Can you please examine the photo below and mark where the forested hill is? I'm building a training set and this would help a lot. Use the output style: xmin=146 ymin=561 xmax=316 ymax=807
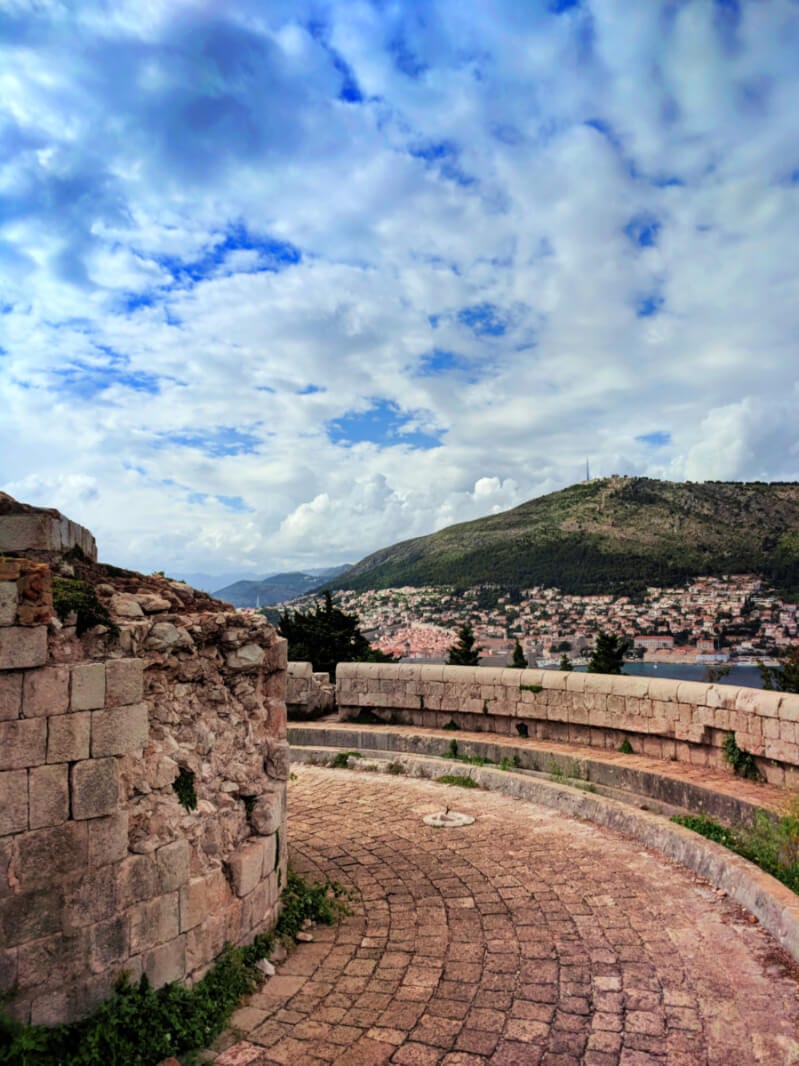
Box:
xmin=333 ymin=478 xmax=799 ymax=596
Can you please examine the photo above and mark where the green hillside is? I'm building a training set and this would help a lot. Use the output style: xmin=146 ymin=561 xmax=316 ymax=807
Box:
xmin=334 ymin=478 xmax=799 ymax=596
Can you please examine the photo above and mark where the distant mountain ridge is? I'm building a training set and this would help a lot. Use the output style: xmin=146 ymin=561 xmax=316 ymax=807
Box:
xmin=332 ymin=478 xmax=799 ymax=596
xmin=215 ymin=565 xmax=351 ymax=607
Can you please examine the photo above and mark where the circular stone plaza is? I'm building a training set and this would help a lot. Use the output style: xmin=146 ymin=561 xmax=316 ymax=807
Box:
xmin=210 ymin=764 xmax=799 ymax=1066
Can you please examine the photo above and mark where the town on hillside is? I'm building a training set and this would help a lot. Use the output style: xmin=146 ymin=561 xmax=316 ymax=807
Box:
xmin=268 ymin=575 xmax=798 ymax=667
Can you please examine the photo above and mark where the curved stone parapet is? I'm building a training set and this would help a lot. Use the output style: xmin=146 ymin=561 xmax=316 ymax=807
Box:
xmin=336 ymin=661 xmax=799 ymax=784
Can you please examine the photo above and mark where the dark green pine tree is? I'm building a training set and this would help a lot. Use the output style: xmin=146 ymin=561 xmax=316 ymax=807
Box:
xmin=447 ymin=622 xmax=483 ymax=666
xmin=278 ymin=591 xmax=394 ymax=679
xmin=559 ymin=653 xmax=573 ymax=672
xmin=759 ymin=646 xmax=799 ymax=693
xmin=510 ymin=639 xmax=528 ymax=669
xmin=587 ymin=630 xmax=630 ymax=675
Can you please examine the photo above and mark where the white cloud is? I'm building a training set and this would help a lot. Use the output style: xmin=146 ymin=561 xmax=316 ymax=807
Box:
xmin=0 ymin=0 xmax=797 ymax=577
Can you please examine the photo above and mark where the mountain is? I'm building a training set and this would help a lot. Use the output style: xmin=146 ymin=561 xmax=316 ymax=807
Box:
xmin=214 ymin=565 xmax=351 ymax=607
xmin=175 ymin=571 xmax=256 ymax=594
xmin=332 ymin=478 xmax=799 ymax=596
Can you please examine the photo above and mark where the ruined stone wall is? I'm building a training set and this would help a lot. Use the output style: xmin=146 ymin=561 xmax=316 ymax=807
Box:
xmin=337 ymin=662 xmax=799 ymax=785
xmin=286 ymin=662 xmax=335 ymax=720
xmin=0 ymin=512 xmax=288 ymax=1026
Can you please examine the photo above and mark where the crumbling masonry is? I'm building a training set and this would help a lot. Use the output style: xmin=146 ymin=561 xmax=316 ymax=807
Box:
xmin=0 ymin=495 xmax=288 ymax=1025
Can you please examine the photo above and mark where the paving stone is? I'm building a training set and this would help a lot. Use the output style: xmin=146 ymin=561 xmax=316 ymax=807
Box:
xmin=210 ymin=767 xmax=799 ymax=1066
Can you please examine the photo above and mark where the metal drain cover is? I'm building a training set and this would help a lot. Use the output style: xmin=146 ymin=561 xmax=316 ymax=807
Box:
xmin=423 ymin=810 xmax=475 ymax=828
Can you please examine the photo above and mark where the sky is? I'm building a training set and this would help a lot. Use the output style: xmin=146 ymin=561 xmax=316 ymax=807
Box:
xmin=1 ymin=0 xmax=798 ymax=580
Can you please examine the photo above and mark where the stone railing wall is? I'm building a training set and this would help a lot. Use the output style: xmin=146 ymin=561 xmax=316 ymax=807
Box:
xmin=0 ymin=514 xmax=288 ymax=1026
xmin=336 ymin=662 xmax=799 ymax=785
xmin=286 ymin=662 xmax=335 ymax=720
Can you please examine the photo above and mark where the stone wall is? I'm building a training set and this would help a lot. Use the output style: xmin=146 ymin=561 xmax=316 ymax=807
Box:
xmin=286 ymin=662 xmax=335 ymax=720
xmin=337 ymin=662 xmax=799 ymax=785
xmin=0 ymin=506 xmax=288 ymax=1026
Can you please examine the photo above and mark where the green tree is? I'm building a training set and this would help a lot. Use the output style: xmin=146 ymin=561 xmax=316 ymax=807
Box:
xmin=278 ymin=591 xmax=395 ymax=679
xmin=587 ymin=630 xmax=630 ymax=675
xmin=759 ymin=646 xmax=799 ymax=693
xmin=559 ymin=653 xmax=573 ymax=672
xmin=510 ymin=639 xmax=528 ymax=669
xmin=447 ymin=622 xmax=482 ymax=666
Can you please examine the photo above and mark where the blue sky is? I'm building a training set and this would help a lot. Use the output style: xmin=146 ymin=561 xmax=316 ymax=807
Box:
xmin=1 ymin=0 xmax=798 ymax=577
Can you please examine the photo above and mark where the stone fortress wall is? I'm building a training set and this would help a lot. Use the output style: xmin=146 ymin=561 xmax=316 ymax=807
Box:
xmin=337 ymin=661 xmax=799 ymax=785
xmin=0 ymin=498 xmax=288 ymax=1025
xmin=286 ymin=662 xmax=335 ymax=720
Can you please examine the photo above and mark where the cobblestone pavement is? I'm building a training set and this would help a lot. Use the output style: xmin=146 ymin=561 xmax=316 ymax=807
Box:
xmin=216 ymin=767 xmax=799 ymax=1066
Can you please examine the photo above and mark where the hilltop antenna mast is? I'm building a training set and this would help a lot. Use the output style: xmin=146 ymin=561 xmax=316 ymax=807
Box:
xmin=585 ymin=458 xmax=590 ymax=482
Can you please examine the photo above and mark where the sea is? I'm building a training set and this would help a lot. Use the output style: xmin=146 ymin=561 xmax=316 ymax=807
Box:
xmin=540 ymin=662 xmax=766 ymax=689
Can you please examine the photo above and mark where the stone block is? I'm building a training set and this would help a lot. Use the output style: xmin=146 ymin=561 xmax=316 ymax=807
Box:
xmin=47 ymin=711 xmax=90 ymax=763
xmin=242 ymin=871 xmax=279 ymax=934
xmin=0 ymin=627 xmax=47 ymax=671
xmin=105 ymin=658 xmax=144 ymax=707
xmin=70 ymin=663 xmax=106 ymax=711
xmin=0 ymin=672 xmax=22 ymax=721
xmin=677 ymin=682 xmax=715 ymax=707
xmin=186 ymin=912 xmax=227 ymax=974
xmin=225 ymin=642 xmax=265 ymax=672
xmin=0 ymin=769 xmax=28 ymax=836
xmin=251 ymin=787 xmax=285 ymax=837
xmin=71 ymin=758 xmax=119 ymax=820
xmin=156 ymin=839 xmax=190 ymax=893
xmin=88 ymin=811 xmax=129 ymax=867
xmin=0 ymin=839 xmax=13 ymax=898
xmin=260 ymin=832 xmax=277 ymax=877
xmin=117 ymin=853 xmax=158 ymax=907
xmin=0 ymin=718 xmax=46 ymax=770
xmin=22 ymin=666 xmax=69 ymax=718
xmin=29 ymin=763 xmax=69 ymax=829
xmin=0 ymin=947 xmax=17 ymax=995
xmin=0 ymin=582 xmax=17 ymax=625
xmin=0 ymin=510 xmax=96 ymax=559
xmin=265 ymin=740 xmax=290 ymax=781
xmin=63 ymin=865 xmax=117 ymax=931
xmin=16 ymin=822 xmax=88 ymax=889
xmin=781 ymin=696 xmax=799 ymax=724
xmin=91 ymin=701 xmax=149 ymax=757
xmin=90 ymin=915 xmax=128 ymax=973
xmin=142 ymin=934 xmax=186 ymax=988
xmin=17 ymin=930 xmax=90 ymax=992
xmin=179 ymin=869 xmax=230 ymax=932
xmin=129 ymin=892 xmax=180 ymax=953
xmin=229 ymin=839 xmax=267 ymax=898
xmin=29 ymin=970 xmax=116 ymax=1026
xmin=287 ymin=661 xmax=313 ymax=680
xmin=646 ymin=677 xmax=682 ymax=703
xmin=0 ymin=889 xmax=63 ymax=947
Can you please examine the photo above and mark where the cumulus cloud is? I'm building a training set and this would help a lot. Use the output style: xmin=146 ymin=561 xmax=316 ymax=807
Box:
xmin=0 ymin=0 xmax=797 ymax=576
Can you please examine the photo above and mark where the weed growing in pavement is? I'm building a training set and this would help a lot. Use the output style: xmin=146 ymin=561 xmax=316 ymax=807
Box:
xmin=499 ymin=754 xmax=523 ymax=771
xmin=618 ymin=738 xmax=634 ymax=755
xmin=673 ymin=802 xmax=799 ymax=895
xmin=436 ymin=774 xmax=480 ymax=789
xmin=386 ymin=761 xmax=406 ymax=775
xmin=443 ymin=720 xmax=460 ymax=731
xmin=519 ymin=683 xmax=543 ymax=693
xmin=330 ymin=751 xmax=363 ymax=769
xmin=515 ymin=722 xmax=528 ymax=738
